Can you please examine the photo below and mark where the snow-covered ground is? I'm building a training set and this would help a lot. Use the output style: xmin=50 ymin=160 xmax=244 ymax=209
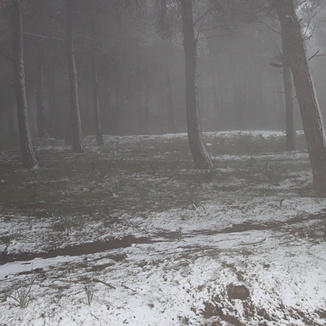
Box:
xmin=0 ymin=131 xmax=325 ymax=325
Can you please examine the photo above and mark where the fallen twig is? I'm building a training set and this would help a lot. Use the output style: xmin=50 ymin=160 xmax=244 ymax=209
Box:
xmin=93 ymin=278 xmax=116 ymax=289
xmin=121 ymin=284 xmax=137 ymax=293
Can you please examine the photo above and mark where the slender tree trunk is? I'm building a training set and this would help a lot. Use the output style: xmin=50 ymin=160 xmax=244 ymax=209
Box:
xmin=231 ymin=62 xmax=241 ymax=130
xmin=144 ymin=61 xmax=151 ymax=134
xmin=65 ymin=0 xmax=84 ymax=153
xmin=256 ymin=68 xmax=265 ymax=129
xmin=156 ymin=0 xmax=177 ymax=133
xmin=101 ymin=81 xmax=110 ymax=134
xmin=275 ymin=70 xmax=285 ymax=131
xmin=92 ymin=56 xmax=104 ymax=146
xmin=164 ymin=46 xmax=177 ymax=134
xmin=180 ymin=0 xmax=212 ymax=169
xmin=91 ymin=25 xmax=104 ymax=146
xmin=165 ymin=67 xmax=177 ymax=133
xmin=48 ymin=55 xmax=60 ymax=138
xmin=5 ymin=97 xmax=15 ymax=137
xmin=275 ymin=0 xmax=326 ymax=196
xmin=10 ymin=1 xmax=38 ymax=168
xmin=281 ymin=40 xmax=297 ymax=151
xmin=211 ymin=62 xmax=221 ymax=131
xmin=144 ymin=85 xmax=150 ymax=134
xmin=36 ymin=55 xmax=49 ymax=139
xmin=64 ymin=112 xmax=72 ymax=145
xmin=114 ymin=70 xmax=121 ymax=135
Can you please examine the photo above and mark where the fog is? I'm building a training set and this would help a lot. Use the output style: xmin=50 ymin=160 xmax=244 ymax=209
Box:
xmin=0 ymin=0 xmax=326 ymax=138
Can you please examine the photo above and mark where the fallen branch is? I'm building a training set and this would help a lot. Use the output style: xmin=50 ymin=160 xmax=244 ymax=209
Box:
xmin=121 ymin=284 xmax=137 ymax=293
xmin=93 ymin=278 xmax=116 ymax=289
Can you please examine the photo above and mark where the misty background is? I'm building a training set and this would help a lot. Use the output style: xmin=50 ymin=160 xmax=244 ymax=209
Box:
xmin=0 ymin=0 xmax=326 ymax=139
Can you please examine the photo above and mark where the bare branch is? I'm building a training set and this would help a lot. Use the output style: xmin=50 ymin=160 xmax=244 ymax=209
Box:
xmin=195 ymin=8 xmax=212 ymax=41
xmin=93 ymin=278 xmax=116 ymax=289
xmin=23 ymin=31 xmax=64 ymax=42
xmin=73 ymin=34 xmax=119 ymax=59
xmin=0 ymin=52 xmax=12 ymax=62
xmin=258 ymin=18 xmax=281 ymax=35
xmin=194 ymin=7 xmax=211 ymax=27
xmin=308 ymin=49 xmax=326 ymax=61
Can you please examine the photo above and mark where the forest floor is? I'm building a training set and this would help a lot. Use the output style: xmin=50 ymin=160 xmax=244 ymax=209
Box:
xmin=0 ymin=131 xmax=326 ymax=326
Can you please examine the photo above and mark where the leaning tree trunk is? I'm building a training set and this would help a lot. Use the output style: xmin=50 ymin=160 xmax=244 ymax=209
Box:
xmin=275 ymin=0 xmax=326 ymax=196
xmin=10 ymin=1 xmax=38 ymax=168
xmin=281 ymin=34 xmax=297 ymax=151
xmin=65 ymin=0 xmax=84 ymax=153
xmin=180 ymin=0 xmax=212 ymax=169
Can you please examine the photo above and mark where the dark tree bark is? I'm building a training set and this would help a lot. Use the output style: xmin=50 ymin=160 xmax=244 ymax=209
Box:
xmin=10 ymin=0 xmax=38 ymax=168
xmin=65 ymin=0 xmax=84 ymax=153
xmin=180 ymin=0 xmax=212 ymax=169
xmin=91 ymin=24 xmax=104 ymax=146
xmin=36 ymin=55 xmax=49 ymax=139
xmin=275 ymin=0 xmax=326 ymax=196
xmin=280 ymin=27 xmax=297 ymax=151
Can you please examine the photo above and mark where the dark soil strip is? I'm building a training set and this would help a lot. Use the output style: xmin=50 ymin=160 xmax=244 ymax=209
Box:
xmin=1 ymin=210 xmax=325 ymax=265
xmin=156 ymin=209 xmax=326 ymax=238
xmin=0 ymin=235 xmax=153 ymax=265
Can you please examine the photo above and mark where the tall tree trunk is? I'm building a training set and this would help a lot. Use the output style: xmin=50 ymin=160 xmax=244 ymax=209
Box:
xmin=10 ymin=1 xmax=38 ymax=168
xmin=274 ymin=70 xmax=285 ymax=131
xmin=5 ymin=97 xmax=15 ymax=137
xmin=48 ymin=55 xmax=60 ymax=138
xmin=275 ymin=0 xmax=326 ymax=196
xmin=256 ymin=67 xmax=265 ymax=129
xmin=65 ymin=0 xmax=84 ymax=153
xmin=36 ymin=54 xmax=49 ymax=139
xmin=91 ymin=25 xmax=104 ymax=146
xmin=180 ymin=0 xmax=212 ymax=169
xmin=114 ymin=69 xmax=121 ymax=135
xmin=211 ymin=63 xmax=221 ymax=131
xmin=281 ymin=40 xmax=297 ymax=151
xmin=231 ymin=61 xmax=242 ymax=130
xmin=101 ymin=80 xmax=110 ymax=134
xmin=156 ymin=0 xmax=177 ymax=133
xmin=165 ymin=67 xmax=177 ymax=133
xmin=64 ymin=112 xmax=72 ymax=145
xmin=144 ymin=61 xmax=151 ymax=134
xmin=92 ymin=55 xmax=104 ymax=146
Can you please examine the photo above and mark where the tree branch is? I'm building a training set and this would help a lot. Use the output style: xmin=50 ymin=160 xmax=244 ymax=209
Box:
xmin=258 ymin=18 xmax=281 ymax=35
xmin=308 ymin=49 xmax=326 ymax=61
xmin=23 ymin=32 xmax=64 ymax=42
xmin=73 ymin=34 xmax=119 ymax=59
xmin=0 ymin=52 xmax=13 ymax=62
